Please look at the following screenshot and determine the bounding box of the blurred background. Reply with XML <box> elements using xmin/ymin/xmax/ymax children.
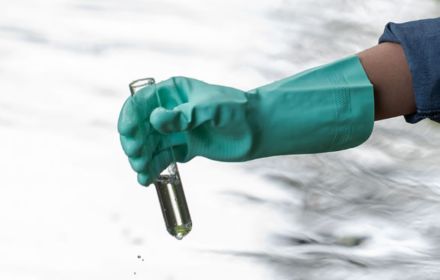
<box><xmin>1</xmin><ymin>0</ymin><xmax>440</xmax><ymax>279</ymax></box>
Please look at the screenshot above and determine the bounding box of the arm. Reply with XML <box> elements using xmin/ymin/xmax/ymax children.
<box><xmin>358</xmin><ymin>42</ymin><xmax>416</xmax><ymax>121</ymax></box>
<box><xmin>119</xmin><ymin>56</ymin><xmax>375</xmax><ymax>185</ymax></box>
<box><xmin>367</xmin><ymin>18</ymin><xmax>440</xmax><ymax>123</ymax></box>
<box><xmin>119</xmin><ymin>18</ymin><xmax>440</xmax><ymax>185</ymax></box>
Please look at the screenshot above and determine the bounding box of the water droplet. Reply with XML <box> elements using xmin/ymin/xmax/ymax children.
<box><xmin>175</xmin><ymin>232</ymin><xmax>184</xmax><ymax>240</ymax></box>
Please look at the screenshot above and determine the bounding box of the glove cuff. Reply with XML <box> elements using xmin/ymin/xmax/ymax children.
<box><xmin>327</xmin><ymin>55</ymin><xmax>375</xmax><ymax>151</ymax></box>
<box><xmin>249</xmin><ymin>55</ymin><xmax>374</xmax><ymax>157</ymax></box>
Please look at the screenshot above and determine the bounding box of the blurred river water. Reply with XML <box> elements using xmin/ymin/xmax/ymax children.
<box><xmin>0</xmin><ymin>0</ymin><xmax>440</xmax><ymax>279</ymax></box>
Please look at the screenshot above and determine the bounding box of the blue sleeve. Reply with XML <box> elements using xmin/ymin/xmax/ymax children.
<box><xmin>379</xmin><ymin>18</ymin><xmax>440</xmax><ymax>123</ymax></box>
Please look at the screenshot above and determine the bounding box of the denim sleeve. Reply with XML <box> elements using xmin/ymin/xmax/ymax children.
<box><xmin>379</xmin><ymin>18</ymin><xmax>440</xmax><ymax>123</ymax></box>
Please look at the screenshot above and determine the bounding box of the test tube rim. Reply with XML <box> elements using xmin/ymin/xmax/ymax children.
<box><xmin>129</xmin><ymin>77</ymin><xmax>155</xmax><ymax>96</ymax></box>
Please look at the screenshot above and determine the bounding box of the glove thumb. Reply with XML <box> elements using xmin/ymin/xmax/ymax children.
<box><xmin>150</xmin><ymin>103</ymin><xmax>195</xmax><ymax>134</ymax></box>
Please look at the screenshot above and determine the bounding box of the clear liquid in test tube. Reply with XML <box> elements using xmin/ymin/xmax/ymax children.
<box><xmin>129</xmin><ymin>78</ymin><xmax>192</xmax><ymax>240</ymax></box>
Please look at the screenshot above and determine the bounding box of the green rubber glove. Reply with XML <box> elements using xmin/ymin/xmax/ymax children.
<box><xmin>118</xmin><ymin>55</ymin><xmax>374</xmax><ymax>186</ymax></box>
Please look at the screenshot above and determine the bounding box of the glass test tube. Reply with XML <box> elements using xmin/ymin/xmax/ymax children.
<box><xmin>129</xmin><ymin>78</ymin><xmax>192</xmax><ymax>240</ymax></box>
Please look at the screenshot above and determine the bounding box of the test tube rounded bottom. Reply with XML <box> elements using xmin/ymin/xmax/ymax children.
<box><xmin>154</xmin><ymin>168</ymin><xmax>192</xmax><ymax>240</ymax></box>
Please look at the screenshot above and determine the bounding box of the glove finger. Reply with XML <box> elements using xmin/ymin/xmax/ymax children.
<box><xmin>128</xmin><ymin>147</ymin><xmax>150</xmax><ymax>172</ymax></box>
<box><xmin>119</xmin><ymin>82</ymin><xmax>160</xmax><ymax>136</ymax></box>
<box><xmin>118</xmin><ymin>97</ymin><xmax>142</xmax><ymax>136</ymax></box>
<box><xmin>137</xmin><ymin>172</ymin><xmax>152</xmax><ymax>187</ymax></box>
<box><xmin>136</xmin><ymin>149</ymin><xmax>174</xmax><ymax>186</ymax></box>
<box><xmin>131</xmin><ymin>84</ymin><xmax>160</xmax><ymax>117</ymax></box>
<box><xmin>128</xmin><ymin>133</ymin><xmax>163</xmax><ymax>173</ymax></box>
<box><xmin>119</xmin><ymin>131</ymin><xmax>144</xmax><ymax>157</ymax></box>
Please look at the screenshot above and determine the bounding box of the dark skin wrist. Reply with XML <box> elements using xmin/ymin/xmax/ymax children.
<box><xmin>357</xmin><ymin>42</ymin><xmax>416</xmax><ymax>121</ymax></box>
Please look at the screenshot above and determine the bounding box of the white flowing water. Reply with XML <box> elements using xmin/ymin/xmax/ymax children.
<box><xmin>0</xmin><ymin>0</ymin><xmax>440</xmax><ymax>279</ymax></box>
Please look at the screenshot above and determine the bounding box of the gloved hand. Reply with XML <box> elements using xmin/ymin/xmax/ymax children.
<box><xmin>118</xmin><ymin>55</ymin><xmax>374</xmax><ymax>186</ymax></box>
